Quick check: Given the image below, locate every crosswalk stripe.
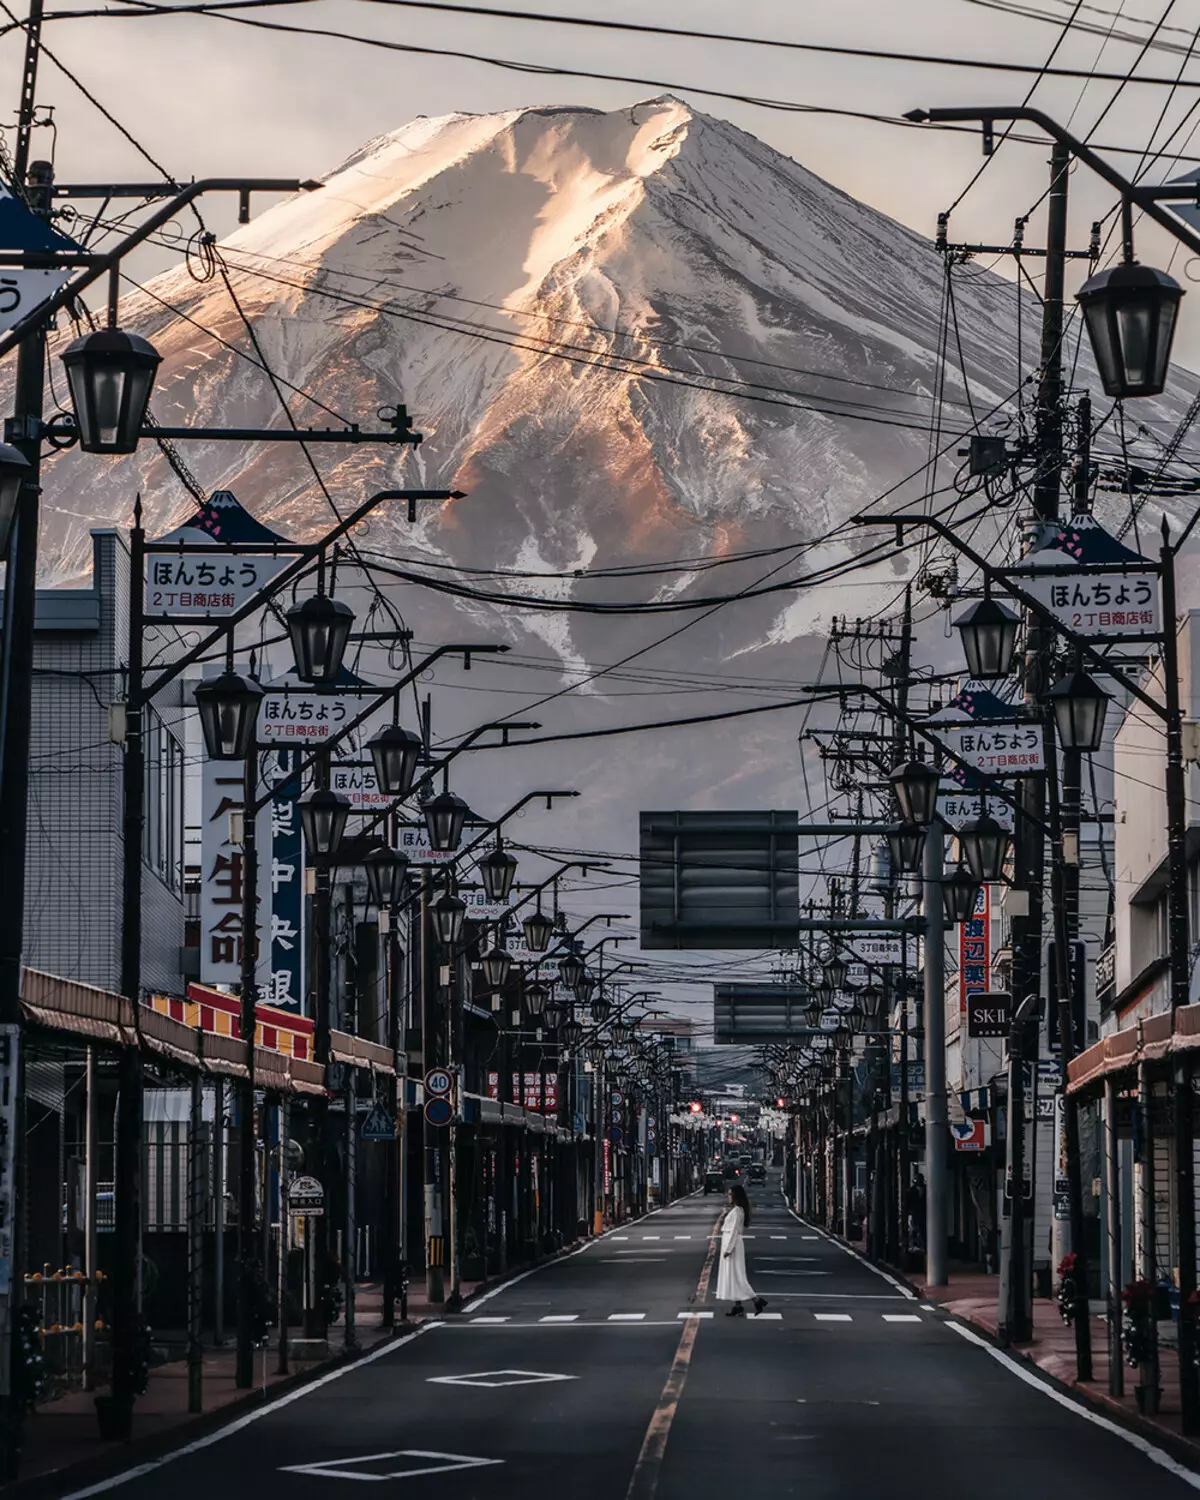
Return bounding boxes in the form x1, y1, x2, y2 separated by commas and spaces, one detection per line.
748, 1312, 782, 1320
814, 1313, 852, 1322
673, 1235, 692, 1240
769, 1235, 787, 1240
883, 1314, 922, 1323
677, 1311, 714, 1319
470, 1316, 509, 1324
642, 1235, 661, 1241
540, 1315, 578, 1323
609, 1313, 647, 1321
611, 1235, 630, 1241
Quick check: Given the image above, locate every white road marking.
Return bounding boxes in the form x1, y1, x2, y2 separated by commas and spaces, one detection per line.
611, 1235, 630, 1241
801, 1236, 819, 1241
788, 1212, 917, 1300
469, 1317, 509, 1324
946, 1322, 1200, 1492
642, 1235, 662, 1241
428, 1370, 577, 1388
921, 1303, 937, 1311
539, 1315, 578, 1323
756, 1270, 831, 1277
677, 1311, 714, 1319
748, 1312, 783, 1320
769, 1235, 787, 1240
609, 1313, 647, 1321
814, 1313, 852, 1322
673, 1235, 692, 1240
883, 1315, 922, 1323
281, 1450, 504, 1482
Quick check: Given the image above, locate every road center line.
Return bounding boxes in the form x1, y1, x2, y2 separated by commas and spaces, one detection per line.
625, 1215, 720, 1500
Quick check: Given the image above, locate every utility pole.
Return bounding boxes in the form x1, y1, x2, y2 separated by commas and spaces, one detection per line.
923, 816, 948, 1287
1002, 138, 1070, 1344
0, 0, 46, 1463
235, 745, 259, 1388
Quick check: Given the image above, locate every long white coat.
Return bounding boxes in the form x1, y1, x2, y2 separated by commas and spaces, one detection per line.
716, 1204, 755, 1303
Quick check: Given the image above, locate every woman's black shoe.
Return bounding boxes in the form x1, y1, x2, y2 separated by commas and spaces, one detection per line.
727, 1303, 745, 1317
753, 1297, 768, 1315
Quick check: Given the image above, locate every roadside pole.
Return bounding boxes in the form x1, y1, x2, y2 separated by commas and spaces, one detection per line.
923, 819, 947, 1287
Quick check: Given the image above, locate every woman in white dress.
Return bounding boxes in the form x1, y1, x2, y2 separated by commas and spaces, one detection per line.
716, 1183, 766, 1318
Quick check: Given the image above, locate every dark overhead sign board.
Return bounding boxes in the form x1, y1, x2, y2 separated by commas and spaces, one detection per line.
714, 984, 812, 1044
639, 811, 799, 950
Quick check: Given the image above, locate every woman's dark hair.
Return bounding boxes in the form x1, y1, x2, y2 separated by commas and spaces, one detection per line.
729, 1182, 752, 1226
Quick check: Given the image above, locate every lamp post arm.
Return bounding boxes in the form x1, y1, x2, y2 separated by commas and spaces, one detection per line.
142, 489, 459, 703
853, 510, 1169, 723
451, 790, 580, 868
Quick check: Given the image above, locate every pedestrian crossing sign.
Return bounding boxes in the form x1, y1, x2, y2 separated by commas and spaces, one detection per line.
360, 1100, 396, 1140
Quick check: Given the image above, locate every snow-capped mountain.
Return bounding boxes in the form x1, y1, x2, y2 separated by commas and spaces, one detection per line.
31, 97, 1200, 868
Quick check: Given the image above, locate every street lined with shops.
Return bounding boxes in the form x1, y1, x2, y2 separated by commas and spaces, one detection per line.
61, 1177, 1200, 1499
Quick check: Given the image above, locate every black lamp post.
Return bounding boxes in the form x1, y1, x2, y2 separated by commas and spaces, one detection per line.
299, 787, 350, 860
957, 812, 1010, 884
889, 759, 940, 826
423, 789, 470, 852
942, 866, 983, 924
364, 845, 409, 909
522, 905, 555, 954
60, 327, 160, 453
1077, 261, 1183, 399
1048, 669, 1110, 753
367, 724, 422, 798
287, 593, 354, 684
0, 443, 30, 557
886, 821, 927, 876
481, 945, 512, 990
194, 670, 263, 760
432, 890, 467, 947
955, 594, 1021, 680
479, 845, 518, 904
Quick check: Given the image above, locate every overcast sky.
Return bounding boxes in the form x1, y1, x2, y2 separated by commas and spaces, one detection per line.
9, 0, 1200, 360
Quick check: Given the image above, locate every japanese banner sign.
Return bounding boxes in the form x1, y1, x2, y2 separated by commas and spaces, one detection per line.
486, 1071, 559, 1112
396, 824, 456, 865
259, 687, 352, 744
1013, 514, 1160, 639
844, 935, 903, 967
928, 685, 1045, 776
0, 183, 77, 336
462, 887, 512, 923
331, 765, 392, 808
959, 884, 991, 1018
145, 491, 294, 620
200, 738, 305, 1012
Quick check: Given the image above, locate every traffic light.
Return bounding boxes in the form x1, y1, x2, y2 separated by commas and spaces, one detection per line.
776, 1097, 786, 1108
689, 1101, 703, 1114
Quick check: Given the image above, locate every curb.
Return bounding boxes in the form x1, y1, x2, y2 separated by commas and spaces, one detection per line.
812, 1215, 1200, 1478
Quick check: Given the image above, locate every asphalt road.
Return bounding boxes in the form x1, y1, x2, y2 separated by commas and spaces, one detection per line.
66, 1174, 1200, 1499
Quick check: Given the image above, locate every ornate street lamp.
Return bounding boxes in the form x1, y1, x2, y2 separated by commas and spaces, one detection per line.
194, 670, 263, 760
823, 954, 848, 992
558, 951, 586, 991
287, 592, 354, 684
804, 999, 822, 1028
957, 812, 1010, 884
364, 845, 408, 909
299, 787, 350, 860
1077, 261, 1183, 399
815, 979, 835, 1006
522, 905, 555, 954
942, 865, 983, 924
562, 1018, 585, 1048
860, 984, 884, 1022
479, 844, 518, 904
590, 990, 610, 1022
481, 945, 512, 990
848, 1007, 867, 1036
1048, 670, 1110, 753
955, 594, 1021, 680
524, 981, 550, 1019
889, 759, 940, 826
573, 974, 597, 1006
432, 890, 467, 946
0, 442, 30, 557
367, 724, 422, 798
886, 821, 926, 876
423, 789, 470, 852
61, 327, 160, 453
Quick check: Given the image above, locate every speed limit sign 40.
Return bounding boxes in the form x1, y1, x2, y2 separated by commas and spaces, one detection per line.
425, 1068, 453, 1098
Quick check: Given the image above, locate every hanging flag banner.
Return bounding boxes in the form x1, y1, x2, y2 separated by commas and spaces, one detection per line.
144, 491, 295, 620
0, 183, 77, 335
959, 885, 991, 1018
1005, 515, 1160, 639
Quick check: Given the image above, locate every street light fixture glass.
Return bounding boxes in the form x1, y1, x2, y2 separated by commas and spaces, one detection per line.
363, 844, 409, 909
886, 821, 927, 876
524, 981, 549, 1018
1077, 261, 1183, 399
479, 846, 518, 904
942, 865, 983, 924
957, 812, 1010, 884
562, 1018, 585, 1048
367, 724, 422, 798
558, 951, 586, 990
889, 759, 940, 826
193, 670, 263, 760
522, 906, 555, 953
299, 787, 351, 860
0, 442, 30, 557
954, 595, 1021, 680
823, 954, 848, 992
61, 328, 160, 453
287, 593, 354, 684
1048, 669, 1110, 753
481, 945, 512, 990
432, 891, 467, 946
804, 999, 822, 1028
423, 789, 470, 852
590, 991, 610, 1022
573, 974, 597, 1006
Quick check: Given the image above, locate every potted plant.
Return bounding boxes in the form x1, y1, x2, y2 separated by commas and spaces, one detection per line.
1122, 1279, 1161, 1413
1056, 1252, 1077, 1326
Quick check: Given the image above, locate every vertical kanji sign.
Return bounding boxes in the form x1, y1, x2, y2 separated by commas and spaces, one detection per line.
959, 885, 991, 1017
